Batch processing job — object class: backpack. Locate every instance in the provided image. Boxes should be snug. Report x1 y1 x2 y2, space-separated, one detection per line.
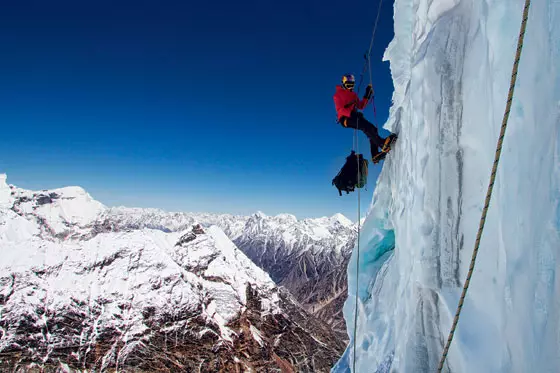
332 151 369 196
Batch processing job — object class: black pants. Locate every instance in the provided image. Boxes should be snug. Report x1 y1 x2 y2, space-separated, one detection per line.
340 111 384 158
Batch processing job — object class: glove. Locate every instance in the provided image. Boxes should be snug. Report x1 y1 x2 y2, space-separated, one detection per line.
363 84 374 100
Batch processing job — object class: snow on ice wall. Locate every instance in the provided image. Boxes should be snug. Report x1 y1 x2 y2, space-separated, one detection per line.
334 0 560 372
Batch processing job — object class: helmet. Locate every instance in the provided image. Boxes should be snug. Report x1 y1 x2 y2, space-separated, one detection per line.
341 74 355 90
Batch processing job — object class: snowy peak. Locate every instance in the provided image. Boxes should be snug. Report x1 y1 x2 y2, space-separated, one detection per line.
330 212 354 227
253 210 267 218
231 211 357 338
87 203 358 338
0 174 11 208
174 224 276 302
0 179 346 370
273 212 298 224
2 175 355 260
9 181 105 238
97 206 247 239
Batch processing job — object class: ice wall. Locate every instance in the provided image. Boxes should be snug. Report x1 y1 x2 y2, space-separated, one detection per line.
334 0 560 371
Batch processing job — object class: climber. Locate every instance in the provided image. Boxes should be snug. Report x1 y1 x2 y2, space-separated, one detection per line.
333 74 396 163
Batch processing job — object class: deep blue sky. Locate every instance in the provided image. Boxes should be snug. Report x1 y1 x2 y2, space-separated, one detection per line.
0 0 395 219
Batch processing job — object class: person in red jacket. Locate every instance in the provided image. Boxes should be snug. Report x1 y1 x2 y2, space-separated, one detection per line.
333 74 391 162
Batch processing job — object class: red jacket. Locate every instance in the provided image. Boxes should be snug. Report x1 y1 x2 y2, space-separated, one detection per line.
333 85 369 120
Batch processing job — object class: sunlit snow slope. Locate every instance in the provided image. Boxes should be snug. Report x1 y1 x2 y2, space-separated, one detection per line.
334 0 559 372
0 178 345 371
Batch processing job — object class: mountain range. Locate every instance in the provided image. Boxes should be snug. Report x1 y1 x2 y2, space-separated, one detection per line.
0 174 354 371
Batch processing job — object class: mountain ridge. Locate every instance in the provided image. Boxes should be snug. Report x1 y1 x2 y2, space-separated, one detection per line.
0 175 346 371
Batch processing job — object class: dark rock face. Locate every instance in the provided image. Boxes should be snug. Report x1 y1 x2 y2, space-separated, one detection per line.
176 224 205 246
33 192 60 206
231 214 356 340
279 249 352 336
237 240 354 340
0 285 345 372
35 194 51 205
176 228 199 245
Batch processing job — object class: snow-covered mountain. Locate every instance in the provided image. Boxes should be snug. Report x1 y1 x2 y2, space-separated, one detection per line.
334 0 560 372
94 204 358 338
0 175 345 371
231 212 357 338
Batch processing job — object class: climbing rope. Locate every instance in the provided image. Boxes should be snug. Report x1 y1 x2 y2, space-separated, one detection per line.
366 45 382 128
352 144 362 373
352 1 384 372
437 0 531 371
356 0 384 94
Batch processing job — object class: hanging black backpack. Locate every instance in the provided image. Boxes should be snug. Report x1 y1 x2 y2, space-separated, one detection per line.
332 151 369 196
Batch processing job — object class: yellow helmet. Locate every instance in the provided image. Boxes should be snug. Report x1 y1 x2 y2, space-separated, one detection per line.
341 74 355 90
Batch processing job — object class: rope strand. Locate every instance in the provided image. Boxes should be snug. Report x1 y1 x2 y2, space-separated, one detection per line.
352 118 362 373
356 0 384 94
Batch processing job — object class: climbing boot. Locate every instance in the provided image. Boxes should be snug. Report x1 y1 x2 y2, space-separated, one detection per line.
382 134 398 153
372 152 387 164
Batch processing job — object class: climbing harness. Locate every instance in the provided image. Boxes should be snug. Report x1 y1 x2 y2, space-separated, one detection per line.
437 0 531 371
351 0 384 372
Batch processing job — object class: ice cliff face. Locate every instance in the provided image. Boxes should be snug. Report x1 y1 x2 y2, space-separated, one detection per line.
0 176 345 371
334 0 560 372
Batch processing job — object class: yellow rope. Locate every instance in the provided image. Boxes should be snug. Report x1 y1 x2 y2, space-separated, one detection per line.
437 0 531 371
